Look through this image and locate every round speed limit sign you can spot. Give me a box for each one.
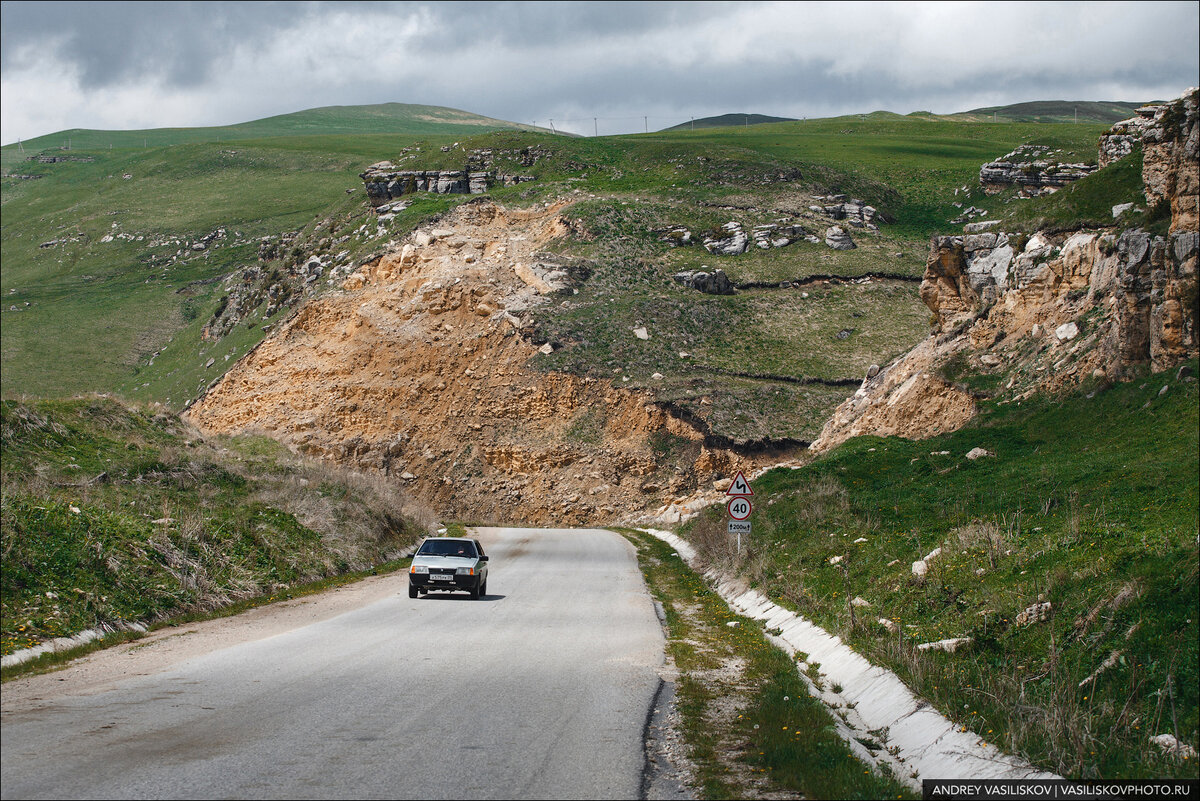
[727,497,752,520]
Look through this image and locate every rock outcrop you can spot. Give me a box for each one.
[360,163,535,208]
[825,226,856,250]
[1140,88,1199,234]
[1099,104,1165,167]
[813,89,1199,453]
[703,221,749,255]
[672,268,734,295]
[979,145,1097,196]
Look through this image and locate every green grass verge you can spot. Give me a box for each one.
[621,528,915,799]
[1,397,429,659]
[679,362,1199,779]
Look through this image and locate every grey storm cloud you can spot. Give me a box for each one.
[0,1,732,88]
[0,1,299,87]
[1,1,1198,143]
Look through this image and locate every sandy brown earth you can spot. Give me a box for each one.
[185,199,756,526]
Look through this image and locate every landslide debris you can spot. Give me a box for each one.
[185,199,758,524]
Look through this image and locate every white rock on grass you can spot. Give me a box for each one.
[966,447,992,460]
[1150,734,1198,760]
[851,597,872,608]
[913,546,942,577]
[633,327,649,340]
[1015,601,1052,626]
[917,637,973,653]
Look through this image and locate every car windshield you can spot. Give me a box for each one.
[418,540,477,558]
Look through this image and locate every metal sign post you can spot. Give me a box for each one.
[725,473,753,555]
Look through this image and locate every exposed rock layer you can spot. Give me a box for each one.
[814,89,1199,452]
[979,145,1097,197]
[360,163,535,207]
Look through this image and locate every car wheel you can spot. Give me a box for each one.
[480,579,487,598]
[409,584,419,599]
[468,581,480,600]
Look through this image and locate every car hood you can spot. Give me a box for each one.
[411,555,479,568]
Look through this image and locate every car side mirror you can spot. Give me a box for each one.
[479,554,489,561]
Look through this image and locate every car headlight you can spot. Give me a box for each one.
[456,567,474,576]
[410,565,428,574]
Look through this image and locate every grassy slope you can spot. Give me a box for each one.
[995,147,1153,234]
[952,100,1143,125]
[649,115,1108,239]
[1,115,1108,441]
[1,102,551,170]
[681,362,1199,779]
[0,397,428,658]
[1,134,452,400]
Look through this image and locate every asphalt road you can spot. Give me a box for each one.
[1,527,665,799]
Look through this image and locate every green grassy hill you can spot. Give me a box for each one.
[1,103,554,170]
[1,113,1111,441]
[659,113,797,131]
[950,100,1144,124]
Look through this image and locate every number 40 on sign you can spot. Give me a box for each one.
[727,497,752,520]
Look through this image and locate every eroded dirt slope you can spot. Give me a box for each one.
[185,199,755,524]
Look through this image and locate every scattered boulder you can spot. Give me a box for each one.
[672,268,733,295]
[851,597,872,608]
[1055,322,1080,341]
[878,618,898,633]
[825,226,856,250]
[911,546,942,579]
[965,447,992,460]
[1015,601,1052,626]
[633,327,650,340]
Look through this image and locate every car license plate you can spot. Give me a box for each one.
[430,574,454,581]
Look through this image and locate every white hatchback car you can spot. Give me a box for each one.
[408,537,489,599]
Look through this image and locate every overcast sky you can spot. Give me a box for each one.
[2,0,1198,144]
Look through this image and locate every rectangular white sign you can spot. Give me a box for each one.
[727,520,752,534]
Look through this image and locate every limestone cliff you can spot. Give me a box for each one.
[812,90,1199,453]
[184,199,754,524]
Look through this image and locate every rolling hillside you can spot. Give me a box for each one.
[659,113,798,131]
[1,103,554,170]
[1,113,1108,418]
[950,100,1144,124]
